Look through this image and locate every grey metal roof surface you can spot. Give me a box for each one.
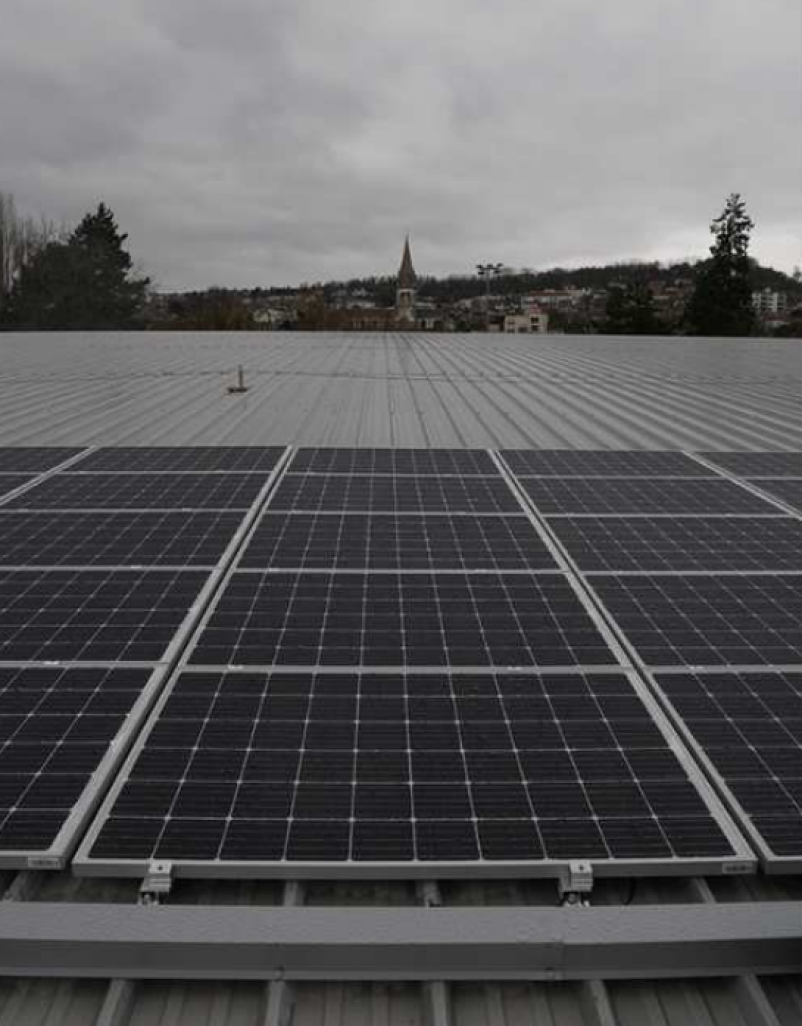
[0,331,799,1026]
[0,332,799,449]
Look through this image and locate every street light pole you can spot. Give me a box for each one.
[476,262,504,331]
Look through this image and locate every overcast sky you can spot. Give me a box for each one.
[2,0,800,289]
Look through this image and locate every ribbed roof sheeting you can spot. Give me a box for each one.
[0,331,800,448]
[0,975,800,1026]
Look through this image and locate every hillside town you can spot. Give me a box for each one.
[145,236,802,336]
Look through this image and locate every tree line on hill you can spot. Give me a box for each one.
[0,191,799,335]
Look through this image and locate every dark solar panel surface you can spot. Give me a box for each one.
[502,450,711,477]
[701,452,802,479]
[270,474,521,513]
[241,513,558,571]
[10,473,269,510]
[589,576,802,667]
[0,449,82,473]
[0,667,151,852]
[653,671,802,859]
[518,477,776,515]
[747,479,802,513]
[654,670,802,860]
[88,670,736,864]
[76,447,285,473]
[0,477,35,501]
[291,449,498,475]
[548,516,802,572]
[190,572,618,668]
[0,511,244,567]
[0,569,208,662]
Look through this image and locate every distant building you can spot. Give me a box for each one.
[752,289,788,318]
[523,289,586,311]
[504,307,549,334]
[395,236,417,326]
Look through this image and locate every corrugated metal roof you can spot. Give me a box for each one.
[0,332,799,448]
[0,330,799,1026]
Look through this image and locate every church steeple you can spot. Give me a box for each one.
[396,235,417,325]
[398,235,416,289]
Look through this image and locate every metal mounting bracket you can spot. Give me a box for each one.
[559,861,594,906]
[139,861,173,906]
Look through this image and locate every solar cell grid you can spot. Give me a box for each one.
[589,575,802,667]
[189,571,619,668]
[291,448,498,475]
[549,516,802,572]
[654,672,802,862]
[86,670,737,865]
[701,452,802,479]
[518,477,777,515]
[0,448,82,473]
[502,450,711,477]
[270,474,521,513]
[75,447,285,473]
[0,569,208,662]
[747,479,802,513]
[0,477,35,501]
[9,473,270,510]
[240,512,558,571]
[0,666,151,853]
[0,511,245,567]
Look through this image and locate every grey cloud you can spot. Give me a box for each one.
[0,0,798,288]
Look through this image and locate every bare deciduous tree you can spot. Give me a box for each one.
[0,192,60,311]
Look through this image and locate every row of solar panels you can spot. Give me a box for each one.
[0,446,799,880]
[3,445,802,477]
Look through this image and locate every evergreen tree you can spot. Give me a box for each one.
[4,202,149,329]
[685,194,756,336]
[3,242,81,329]
[604,280,662,335]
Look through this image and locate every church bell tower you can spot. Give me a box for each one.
[396,235,417,326]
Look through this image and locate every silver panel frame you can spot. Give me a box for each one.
[0,446,95,508]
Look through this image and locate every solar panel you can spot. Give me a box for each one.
[189,572,619,668]
[501,450,711,477]
[270,474,522,513]
[0,511,244,568]
[0,569,208,661]
[291,448,498,475]
[0,666,153,859]
[0,449,82,473]
[517,477,776,515]
[75,447,285,473]
[653,671,802,868]
[588,575,802,667]
[82,670,741,868]
[745,479,802,513]
[240,513,558,571]
[701,452,802,479]
[9,473,270,510]
[548,516,802,572]
[0,476,35,501]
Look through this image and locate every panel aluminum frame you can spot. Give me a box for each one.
[0,447,94,509]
